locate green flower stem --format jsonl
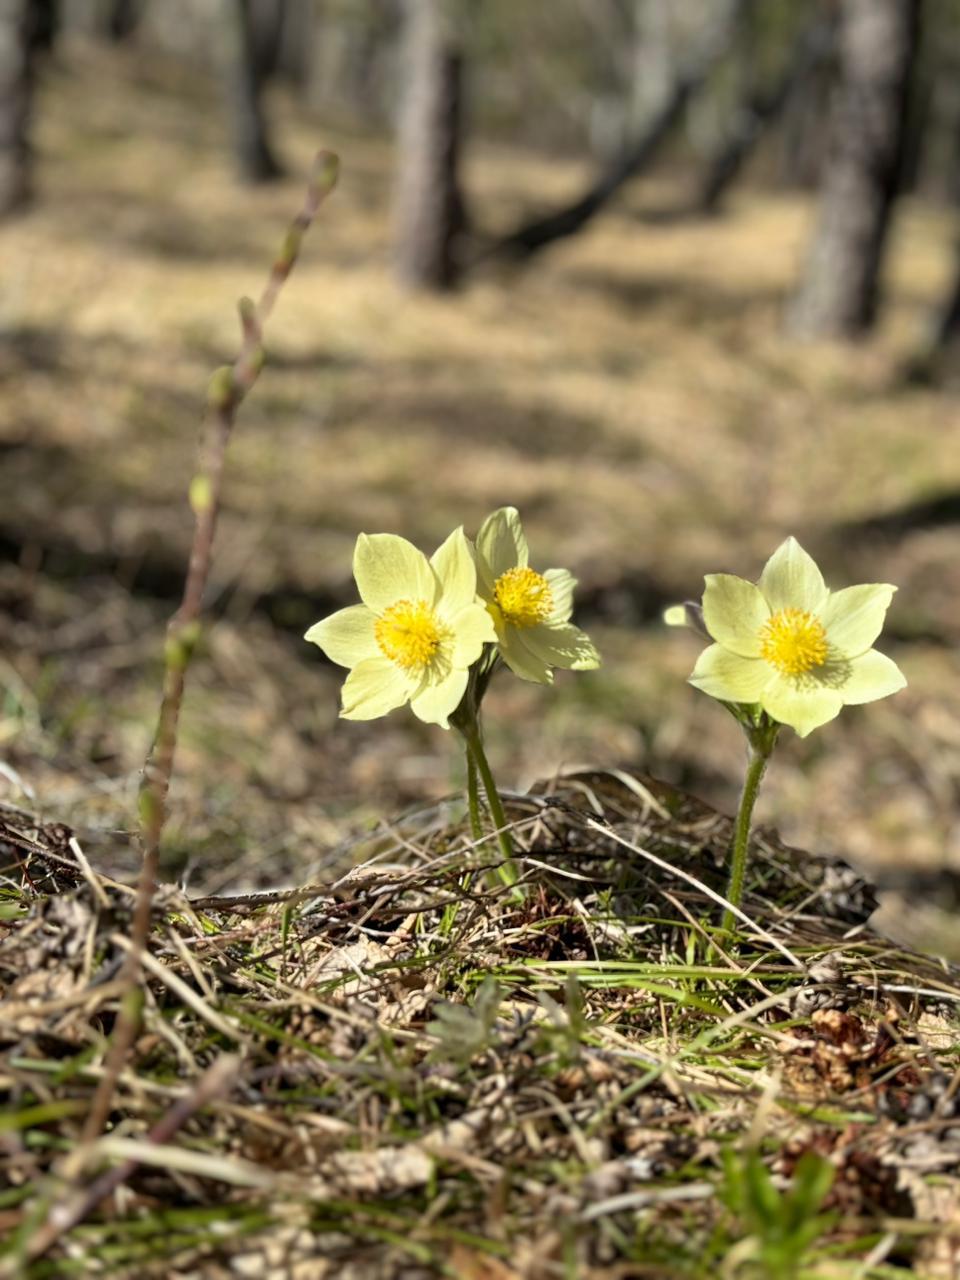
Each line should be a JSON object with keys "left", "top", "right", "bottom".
{"left": 466, "top": 752, "right": 483, "bottom": 845}
{"left": 722, "top": 722, "right": 777, "bottom": 934}
{"left": 458, "top": 722, "right": 518, "bottom": 886}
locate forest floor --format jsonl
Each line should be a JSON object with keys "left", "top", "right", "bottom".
{"left": 3, "top": 39, "right": 960, "bottom": 1278}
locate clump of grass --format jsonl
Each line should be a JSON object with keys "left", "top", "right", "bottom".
{"left": 2, "top": 770, "right": 959, "bottom": 1276}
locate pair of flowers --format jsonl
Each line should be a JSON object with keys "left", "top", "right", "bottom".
{"left": 308, "top": 517, "right": 907, "bottom": 925}
{"left": 306, "top": 508, "right": 600, "bottom": 728}
{"left": 310, "top": 517, "right": 906, "bottom": 741}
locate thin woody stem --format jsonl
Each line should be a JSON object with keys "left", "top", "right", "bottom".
{"left": 25, "top": 1057, "right": 240, "bottom": 1266}
{"left": 80, "top": 153, "right": 339, "bottom": 1148}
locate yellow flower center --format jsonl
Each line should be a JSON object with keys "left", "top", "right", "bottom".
{"left": 375, "top": 598, "right": 442, "bottom": 672}
{"left": 759, "top": 608, "right": 828, "bottom": 677}
{"left": 493, "top": 567, "right": 553, "bottom": 629}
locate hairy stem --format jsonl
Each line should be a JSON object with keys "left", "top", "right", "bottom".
{"left": 722, "top": 740, "right": 771, "bottom": 934}
{"left": 466, "top": 751, "right": 483, "bottom": 844}
{"left": 463, "top": 723, "right": 517, "bottom": 885}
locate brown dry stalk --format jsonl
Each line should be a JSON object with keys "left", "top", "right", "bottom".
{"left": 21, "top": 1055, "right": 241, "bottom": 1268}
{"left": 79, "top": 152, "right": 339, "bottom": 1148}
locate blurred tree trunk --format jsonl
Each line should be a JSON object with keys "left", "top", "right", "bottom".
{"left": 276, "top": 0, "right": 314, "bottom": 87}
{"left": 902, "top": 230, "right": 960, "bottom": 382}
{"left": 247, "top": 0, "right": 285, "bottom": 79}
{"left": 933, "top": 243, "right": 960, "bottom": 353}
{"left": 105, "top": 0, "right": 142, "bottom": 41}
{"left": 780, "top": 42, "right": 833, "bottom": 188}
{"left": 627, "top": 0, "right": 673, "bottom": 136}
{"left": 302, "top": 0, "right": 399, "bottom": 121}
{"left": 30, "top": 0, "right": 59, "bottom": 52}
{"left": 223, "top": 0, "right": 283, "bottom": 183}
{"left": 488, "top": 0, "right": 746, "bottom": 265}
{"left": 788, "top": 0, "right": 921, "bottom": 338}
{"left": 342, "top": 0, "right": 398, "bottom": 121}
{"left": 392, "top": 0, "right": 465, "bottom": 291}
{"left": 696, "top": 14, "right": 835, "bottom": 214}
{"left": 911, "top": 154, "right": 960, "bottom": 378}
{"left": 0, "top": 0, "right": 37, "bottom": 216}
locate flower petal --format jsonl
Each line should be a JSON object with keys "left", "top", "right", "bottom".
{"left": 475, "top": 507, "right": 528, "bottom": 592}
{"left": 664, "top": 601, "right": 709, "bottom": 636}
{"left": 688, "top": 644, "right": 772, "bottom": 703}
{"left": 431, "top": 527, "right": 478, "bottom": 616}
{"left": 410, "top": 667, "right": 469, "bottom": 728}
{"left": 758, "top": 537, "right": 828, "bottom": 615}
{"left": 821, "top": 584, "right": 897, "bottom": 658}
{"left": 760, "top": 679, "right": 843, "bottom": 737}
{"left": 702, "top": 574, "right": 770, "bottom": 657}
{"left": 449, "top": 603, "right": 496, "bottom": 666}
{"left": 340, "top": 656, "right": 414, "bottom": 720}
{"left": 519, "top": 622, "right": 600, "bottom": 671}
{"left": 838, "top": 649, "right": 907, "bottom": 705}
{"left": 498, "top": 629, "right": 553, "bottom": 684}
{"left": 304, "top": 604, "right": 377, "bottom": 669}
{"left": 544, "top": 568, "right": 576, "bottom": 623}
{"left": 354, "top": 534, "right": 437, "bottom": 613}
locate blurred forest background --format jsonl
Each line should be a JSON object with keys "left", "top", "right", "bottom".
{"left": 2, "top": 0, "right": 960, "bottom": 894}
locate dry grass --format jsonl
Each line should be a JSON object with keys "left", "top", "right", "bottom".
{"left": 5, "top": 771, "right": 960, "bottom": 1278}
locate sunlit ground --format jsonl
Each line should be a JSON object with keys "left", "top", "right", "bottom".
{"left": 2, "top": 39, "right": 959, "bottom": 891}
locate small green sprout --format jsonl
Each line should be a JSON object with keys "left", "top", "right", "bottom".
{"left": 718, "top": 1147, "right": 835, "bottom": 1280}
{"left": 426, "top": 976, "right": 502, "bottom": 1065}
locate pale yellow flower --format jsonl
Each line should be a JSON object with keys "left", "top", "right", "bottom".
{"left": 305, "top": 529, "right": 495, "bottom": 728}
{"left": 688, "top": 537, "right": 906, "bottom": 737}
{"left": 473, "top": 507, "right": 599, "bottom": 684}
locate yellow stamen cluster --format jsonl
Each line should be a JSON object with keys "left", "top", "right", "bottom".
{"left": 494, "top": 567, "right": 553, "bottom": 629}
{"left": 759, "top": 608, "right": 828, "bottom": 677}
{"left": 375, "top": 599, "right": 442, "bottom": 672}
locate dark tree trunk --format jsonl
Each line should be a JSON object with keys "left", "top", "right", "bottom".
{"left": 0, "top": 0, "right": 37, "bottom": 216}
{"left": 487, "top": 0, "right": 746, "bottom": 265}
{"left": 225, "top": 0, "right": 283, "bottom": 184}
{"left": 106, "top": 0, "right": 142, "bottom": 41}
{"left": 788, "top": 0, "right": 921, "bottom": 339}
{"left": 911, "top": 225, "right": 960, "bottom": 381}
{"left": 696, "top": 15, "right": 835, "bottom": 215}
{"left": 275, "top": 0, "right": 311, "bottom": 86}
{"left": 392, "top": 0, "right": 465, "bottom": 291}
{"left": 935, "top": 244, "right": 960, "bottom": 351}
{"left": 902, "top": 243, "right": 960, "bottom": 381}
{"left": 780, "top": 40, "right": 834, "bottom": 189}
{"left": 247, "top": 0, "right": 285, "bottom": 79}
{"left": 28, "top": 0, "right": 59, "bottom": 52}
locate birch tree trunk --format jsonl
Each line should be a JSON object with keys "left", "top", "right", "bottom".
{"left": 392, "top": 0, "right": 465, "bottom": 291}
{"left": 224, "top": 0, "right": 283, "bottom": 184}
{"left": 0, "top": 0, "right": 35, "bottom": 216}
{"left": 788, "top": 0, "right": 921, "bottom": 338}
